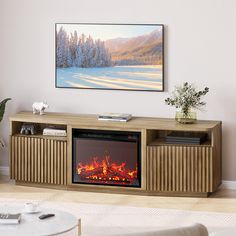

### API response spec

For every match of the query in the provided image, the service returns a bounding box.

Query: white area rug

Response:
[1,198,236,236]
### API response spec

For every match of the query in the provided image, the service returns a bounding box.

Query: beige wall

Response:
[0,0,236,180]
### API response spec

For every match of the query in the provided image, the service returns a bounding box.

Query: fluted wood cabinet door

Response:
[146,145,213,193]
[10,136,67,185]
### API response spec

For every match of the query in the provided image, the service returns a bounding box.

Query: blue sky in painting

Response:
[57,24,161,41]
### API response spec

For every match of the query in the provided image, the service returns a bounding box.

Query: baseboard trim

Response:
[220,181,236,190]
[0,166,10,176]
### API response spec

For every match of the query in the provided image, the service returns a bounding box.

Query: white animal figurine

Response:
[32,102,49,115]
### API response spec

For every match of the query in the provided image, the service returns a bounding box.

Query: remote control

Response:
[39,214,55,220]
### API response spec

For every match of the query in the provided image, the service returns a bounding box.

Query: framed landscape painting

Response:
[55,23,164,91]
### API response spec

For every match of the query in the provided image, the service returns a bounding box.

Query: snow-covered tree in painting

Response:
[56,27,112,68]
[56,27,71,68]
[69,31,78,66]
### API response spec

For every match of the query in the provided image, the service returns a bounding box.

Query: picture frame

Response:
[55,23,164,92]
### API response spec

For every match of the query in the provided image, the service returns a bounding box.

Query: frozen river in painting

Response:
[56,65,163,91]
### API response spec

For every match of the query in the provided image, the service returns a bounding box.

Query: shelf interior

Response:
[146,129,212,146]
[11,121,67,140]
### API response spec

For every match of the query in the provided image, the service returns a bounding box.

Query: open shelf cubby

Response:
[11,121,67,140]
[146,129,211,146]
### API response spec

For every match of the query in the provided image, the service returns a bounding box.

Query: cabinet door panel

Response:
[146,145,213,192]
[10,136,67,185]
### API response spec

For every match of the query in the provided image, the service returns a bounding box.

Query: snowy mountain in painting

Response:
[105,28,163,65]
[105,29,162,53]
[104,38,130,52]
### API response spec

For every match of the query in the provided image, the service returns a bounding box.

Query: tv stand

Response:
[9,111,222,197]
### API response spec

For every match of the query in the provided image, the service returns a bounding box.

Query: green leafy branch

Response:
[0,98,11,123]
[165,82,209,117]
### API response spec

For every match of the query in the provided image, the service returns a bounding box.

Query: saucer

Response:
[23,208,41,214]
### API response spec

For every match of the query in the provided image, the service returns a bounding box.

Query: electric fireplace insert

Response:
[72,129,141,188]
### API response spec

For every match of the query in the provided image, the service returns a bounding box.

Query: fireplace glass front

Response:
[72,129,141,188]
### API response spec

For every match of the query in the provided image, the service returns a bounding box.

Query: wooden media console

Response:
[9,111,222,197]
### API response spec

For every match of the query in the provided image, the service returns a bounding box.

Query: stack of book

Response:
[166,131,207,145]
[0,213,21,224]
[98,113,132,122]
[43,127,67,137]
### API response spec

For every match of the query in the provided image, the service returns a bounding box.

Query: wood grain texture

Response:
[147,145,213,192]
[212,123,222,190]
[10,136,67,185]
[10,111,220,132]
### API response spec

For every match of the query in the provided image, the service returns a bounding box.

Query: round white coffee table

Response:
[0,205,81,236]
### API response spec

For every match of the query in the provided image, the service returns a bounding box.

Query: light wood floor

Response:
[1,176,236,213]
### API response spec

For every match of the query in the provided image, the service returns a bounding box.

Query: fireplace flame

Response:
[77,155,138,185]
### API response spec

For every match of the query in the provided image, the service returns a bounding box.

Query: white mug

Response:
[24,202,38,212]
